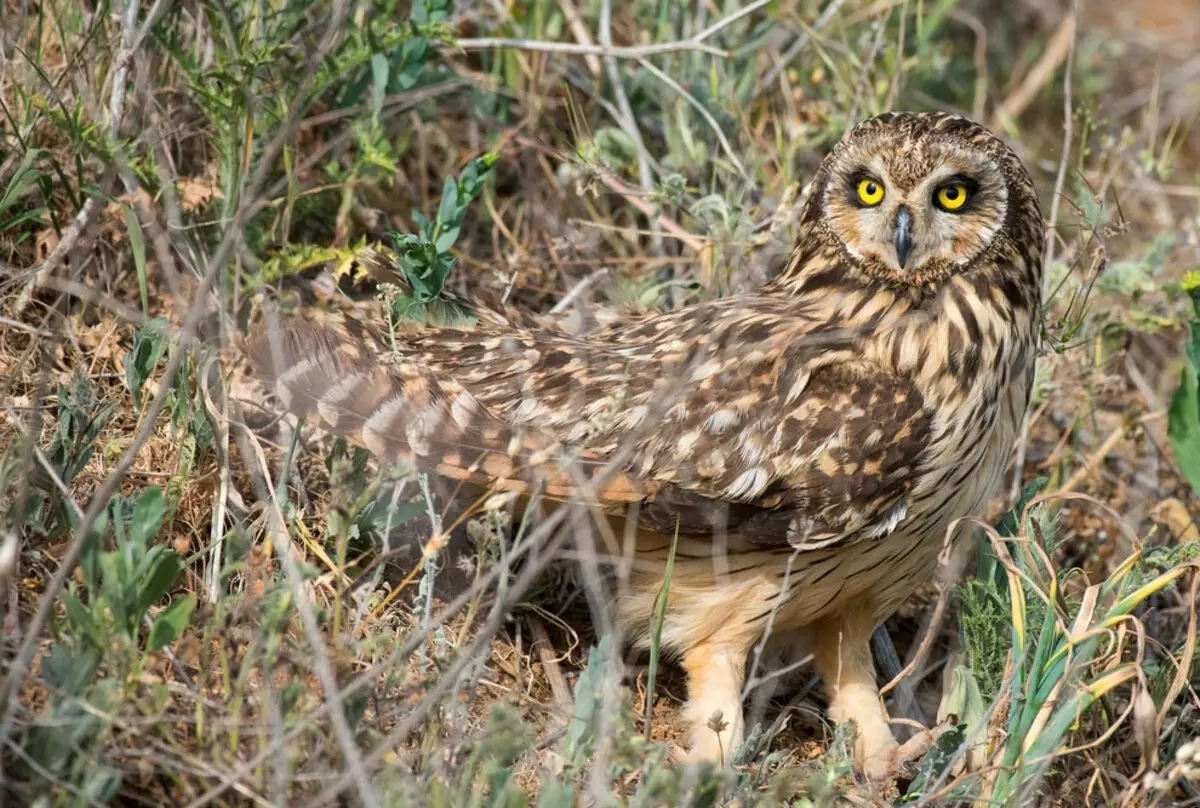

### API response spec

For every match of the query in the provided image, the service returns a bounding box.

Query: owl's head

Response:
[797,111,1042,290]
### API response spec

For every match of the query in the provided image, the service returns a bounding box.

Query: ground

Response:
[2,0,1200,805]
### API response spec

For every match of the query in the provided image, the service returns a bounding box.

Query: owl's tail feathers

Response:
[239,313,522,464]
[239,313,385,423]
[237,315,646,506]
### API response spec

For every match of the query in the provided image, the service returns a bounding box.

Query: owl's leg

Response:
[810,608,897,780]
[679,639,749,766]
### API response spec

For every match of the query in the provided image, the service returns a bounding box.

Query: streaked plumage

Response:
[241,111,1043,778]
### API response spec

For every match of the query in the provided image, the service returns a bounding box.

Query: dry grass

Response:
[2,0,1200,805]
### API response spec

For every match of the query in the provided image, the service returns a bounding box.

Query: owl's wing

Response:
[240,300,936,550]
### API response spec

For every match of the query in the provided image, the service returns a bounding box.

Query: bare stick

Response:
[1040,1,1080,299]
[992,9,1077,130]
[1006,1,1079,500]
[457,36,726,59]
[599,0,662,255]
[12,197,101,314]
[557,0,603,77]
[549,266,610,314]
[884,0,909,110]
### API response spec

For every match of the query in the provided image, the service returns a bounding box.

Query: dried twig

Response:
[1039,1,1080,300]
[456,36,726,59]
[1056,411,1165,495]
[528,616,574,718]
[592,166,707,252]
[549,266,609,314]
[236,426,383,808]
[950,8,989,121]
[598,0,661,255]
[884,0,909,109]
[557,0,603,77]
[1006,1,1079,502]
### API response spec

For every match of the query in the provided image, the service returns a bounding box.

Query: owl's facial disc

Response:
[825,139,1010,285]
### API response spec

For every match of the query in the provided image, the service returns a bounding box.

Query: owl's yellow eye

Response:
[856,178,885,206]
[936,183,969,211]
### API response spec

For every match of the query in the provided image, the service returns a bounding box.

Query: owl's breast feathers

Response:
[241,241,1038,552]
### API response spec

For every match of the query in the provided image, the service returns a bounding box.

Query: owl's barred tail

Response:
[238,315,643,504]
[240,314,385,429]
[240,314,522,462]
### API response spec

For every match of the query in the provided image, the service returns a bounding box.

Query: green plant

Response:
[0,374,116,540]
[0,148,51,249]
[68,487,194,658]
[385,152,499,326]
[15,486,193,803]
[1168,273,1200,493]
[960,500,1190,804]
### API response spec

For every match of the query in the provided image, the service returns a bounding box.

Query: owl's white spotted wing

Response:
[241,296,936,550]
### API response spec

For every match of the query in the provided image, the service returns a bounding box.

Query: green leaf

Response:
[370,53,389,121]
[1168,283,1200,492]
[433,224,460,253]
[98,552,132,634]
[425,297,479,328]
[361,499,425,534]
[41,643,100,697]
[147,594,196,652]
[59,590,98,647]
[130,486,169,551]
[125,317,170,408]
[395,38,433,90]
[119,203,149,315]
[535,782,575,808]
[390,293,427,324]
[436,175,459,226]
[902,724,966,801]
[136,551,183,619]
[1169,360,1200,493]
[389,152,497,306]
[0,148,45,218]
[978,476,1048,586]
[83,767,123,803]
[74,509,107,593]
[0,205,50,233]
[563,637,614,767]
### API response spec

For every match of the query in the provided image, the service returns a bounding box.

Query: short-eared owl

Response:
[243,111,1042,779]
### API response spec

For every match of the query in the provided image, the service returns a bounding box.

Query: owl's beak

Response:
[894,206,914,269]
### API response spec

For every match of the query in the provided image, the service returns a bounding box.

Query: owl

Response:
[241,111,1043,780]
